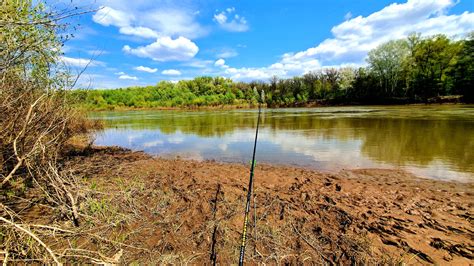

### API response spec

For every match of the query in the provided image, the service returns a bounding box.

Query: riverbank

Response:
[28,145,469,264]
[77,95,468,112]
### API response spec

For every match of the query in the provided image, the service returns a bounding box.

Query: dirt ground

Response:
[16,145,473,264]
[56,147,474,265]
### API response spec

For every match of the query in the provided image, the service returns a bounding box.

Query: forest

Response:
[74,33,473,109]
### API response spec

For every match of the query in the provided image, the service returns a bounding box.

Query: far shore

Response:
[79,98,470,112]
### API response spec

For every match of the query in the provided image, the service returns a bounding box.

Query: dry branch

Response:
[0,216,61,265]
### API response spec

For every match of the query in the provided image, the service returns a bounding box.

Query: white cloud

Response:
[135,66,158,73]
[214,8,249,32]
[123,36,199,62]
[142,9,208,39]
[73,72,146,89]
[114,71,126,75]
[90,3,205,64]
[216,48,238,58]
[214,13,227,25]
[119,74,138,80]
[91,4,206,39]
[182,59,214,68]
[92,6,134,28]
[162,69,182,76]
[87,49,108,56]
[119,26,159,39]
[217,57,321,81]
[60,56,104,68]
[214,59,226,67]
[215,0,474,81]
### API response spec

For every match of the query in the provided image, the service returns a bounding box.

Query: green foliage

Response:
[408,35,463,98]
[74,34,473,109]
[453,33,474,102]
[367,39,410,96]
[350,33,472,103]
[0,0,67,87]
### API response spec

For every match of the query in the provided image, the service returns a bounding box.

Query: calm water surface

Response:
[90,105,474,182]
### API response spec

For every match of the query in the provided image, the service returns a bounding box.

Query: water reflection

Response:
[91,105,474,182]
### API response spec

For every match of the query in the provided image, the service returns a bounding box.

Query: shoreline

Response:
[153,153,474,183]
[78,101,470,112]
[54,145,473,264]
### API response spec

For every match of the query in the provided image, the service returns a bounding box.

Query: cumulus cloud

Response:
[283,0,473,67]
[135,66,158,73]
[92,6,134,27]
[214,59,226,67]
[142,9,208,39]
[118,74,138,80]
[123,36,199,61]
[60,56,104,67]
[90,2,205,63]
[162,69,182,76]
[91,4,206,39]
[217,0,474,81]
[214,7,249,32]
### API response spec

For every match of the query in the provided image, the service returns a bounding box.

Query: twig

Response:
[49,164,80,226]
[2,94,45,187]
[0,216,61,265]
[19,224,74,234]
[1,250,8,266]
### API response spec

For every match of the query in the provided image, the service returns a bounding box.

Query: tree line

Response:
[74,33,473,109]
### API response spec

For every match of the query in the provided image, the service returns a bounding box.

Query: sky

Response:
[54,0,474,88]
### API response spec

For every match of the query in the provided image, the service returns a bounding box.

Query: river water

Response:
[91,105,474,182]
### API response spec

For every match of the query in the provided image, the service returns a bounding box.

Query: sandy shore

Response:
[52,146,473,264]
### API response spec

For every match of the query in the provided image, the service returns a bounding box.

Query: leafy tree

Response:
[367,40,410,96]
[410,35,463,98]
[454,32,474,102]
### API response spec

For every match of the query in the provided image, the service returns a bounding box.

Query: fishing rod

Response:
[238,89,264,265]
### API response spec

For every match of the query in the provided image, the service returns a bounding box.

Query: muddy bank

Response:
[58,146,474,264]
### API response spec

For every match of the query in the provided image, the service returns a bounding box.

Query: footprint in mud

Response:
[323,195,336,205]
[430,238,474,260]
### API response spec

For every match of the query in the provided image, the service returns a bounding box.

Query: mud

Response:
[42,146,474,264]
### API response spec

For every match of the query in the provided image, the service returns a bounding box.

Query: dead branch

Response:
[2,94,45,187]
[0,216,61,265]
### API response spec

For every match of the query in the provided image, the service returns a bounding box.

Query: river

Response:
[90,105,474,182]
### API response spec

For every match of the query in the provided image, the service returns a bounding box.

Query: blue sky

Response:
[56,0,474,88]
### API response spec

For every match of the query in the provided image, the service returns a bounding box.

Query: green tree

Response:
[410,35,463,98]
[367,39,410,96]
[454,32,474,102]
